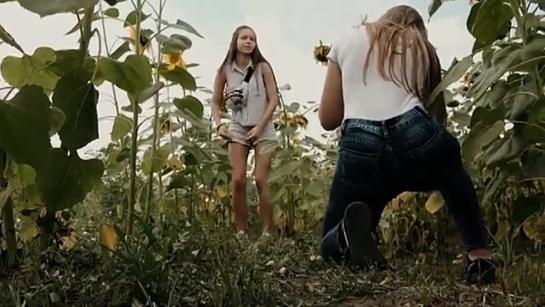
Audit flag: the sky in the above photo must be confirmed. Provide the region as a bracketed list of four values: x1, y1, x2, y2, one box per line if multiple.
[0, 0, 475, 151]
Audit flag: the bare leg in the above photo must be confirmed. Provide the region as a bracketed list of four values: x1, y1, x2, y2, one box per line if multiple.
[228, 143, 250, 232]
[254, 144, 273, 233]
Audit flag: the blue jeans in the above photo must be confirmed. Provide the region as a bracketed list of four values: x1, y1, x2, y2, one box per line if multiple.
[321, 107, 488, 262]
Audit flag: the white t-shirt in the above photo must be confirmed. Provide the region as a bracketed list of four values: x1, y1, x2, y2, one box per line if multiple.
[327, 26, 424, 121]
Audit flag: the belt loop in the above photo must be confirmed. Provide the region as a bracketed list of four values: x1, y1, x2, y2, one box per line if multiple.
[381, 121, 389, 138]
[416, 106, 431, 119]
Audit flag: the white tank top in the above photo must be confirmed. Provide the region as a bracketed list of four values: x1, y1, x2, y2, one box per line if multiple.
[327, 26, 424, 121]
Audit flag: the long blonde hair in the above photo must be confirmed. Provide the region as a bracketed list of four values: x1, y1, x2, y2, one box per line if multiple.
[363, 5, 441, 103]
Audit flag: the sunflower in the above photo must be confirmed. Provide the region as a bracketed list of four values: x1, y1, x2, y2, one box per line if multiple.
[214, 185, 228, 199]
[293, 114, 308, 128]
[314, 40, 331, 65]
[162, 50, 186, 71]
[279, 112, 294, 126]
[167, 157, 184, 171]
[128, 26, 151, 55]
[160, 118, 172, 134]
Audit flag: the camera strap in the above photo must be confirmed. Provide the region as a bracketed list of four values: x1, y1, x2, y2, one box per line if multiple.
[243, 66, 254, 83]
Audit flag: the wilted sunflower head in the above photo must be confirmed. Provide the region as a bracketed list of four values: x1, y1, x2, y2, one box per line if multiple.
[128, 26, 152, 54]
[313, 40, 331, 65]
[279, 111, 294, 126]
[160, 118, 172, 134]
[293, 115, 308, 128]
[167, 157, 185, 171]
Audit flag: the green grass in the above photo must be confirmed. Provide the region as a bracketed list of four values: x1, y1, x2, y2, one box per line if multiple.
[1, 225, 544, 307]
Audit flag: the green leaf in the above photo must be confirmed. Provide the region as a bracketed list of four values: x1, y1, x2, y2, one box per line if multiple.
[287, 102, 300, 113]
[485, 131, 527, 165]
[37, 151, 104, 211]
[167, 172, 188, 191]
[156, 18, 204, 38]
[521, 37, 545, 60]
[269, 160, 302, 182]
[142, 146, 171, 174]
[1, 47, 59, 91]
[513, 195, 544, 225]
[452, 111, 471, 127]
[430, 56, 474, 103]
[110, 42, 130, 60]
[19, 216, 39, 242]
[425, 191, 445, 214]
[521, 149, 545, 179]
[103, 7, 119, 18]
[158, 66, 196, 90]
[462, 120, 505, 163]
[428, 0, 448, 18]
[121, 103, 142, 114]
[483, 171, 506, 205]
[173, 96, 204, 119]
[138, 81, 164, 104]
[16, 164, 37, 185]
[468, 49, 522, 101]
[305, 181, 323, 198]
[48, 106, 66, 136]
[161, 34, 192, 52]
[49, 49, 94, 76]
[0, 86, 52, 172]
[111, 115, 132, 141]
[484, 80, 510, 108]
[124, 10, 150, 27]
[104, 0, 126, 6]
[470, 106, 506, 128]
[52, 68, 99, 150]
[65, 12, 100, 35]
[98, 55, 152, 96]
[467, 0, 513, 46]
[0, 23, 24, 53]
[18, 0, 99, 17]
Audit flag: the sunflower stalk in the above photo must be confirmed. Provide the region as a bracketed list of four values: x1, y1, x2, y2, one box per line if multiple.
[78, 4, 96, 59]
[99, 0, 121, 115]
[144, 0, 167, 222]
[126, 0, 145, 235]
[0, 151, 17, 266]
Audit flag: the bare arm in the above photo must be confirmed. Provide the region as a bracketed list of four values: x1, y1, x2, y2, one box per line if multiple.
[256, 62, 278, 129]
[319, 59, 344, 130]
[211, 68, 226, 127]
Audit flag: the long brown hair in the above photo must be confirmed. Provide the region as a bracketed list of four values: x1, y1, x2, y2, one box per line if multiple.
[218, 25, 270, 77]
[216, 25, 279, 109]
[363, 5, 441, 103]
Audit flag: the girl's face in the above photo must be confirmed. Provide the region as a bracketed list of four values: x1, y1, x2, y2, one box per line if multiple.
[236, 28, 256, 55]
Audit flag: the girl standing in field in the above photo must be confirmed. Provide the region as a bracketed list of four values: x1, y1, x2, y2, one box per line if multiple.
[211, 25, 279, 238]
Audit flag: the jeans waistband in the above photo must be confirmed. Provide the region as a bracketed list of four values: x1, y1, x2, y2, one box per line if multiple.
[341, 107, 430, 133]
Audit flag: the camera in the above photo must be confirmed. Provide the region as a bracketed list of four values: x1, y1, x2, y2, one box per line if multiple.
[226, 81, 249, 111]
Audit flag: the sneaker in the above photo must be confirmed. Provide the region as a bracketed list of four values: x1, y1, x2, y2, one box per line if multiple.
[465, 257, 496, 285]
[341, 202, 387, 269]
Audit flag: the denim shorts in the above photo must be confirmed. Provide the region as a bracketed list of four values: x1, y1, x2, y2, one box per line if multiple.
[228, 122, 276, 148]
